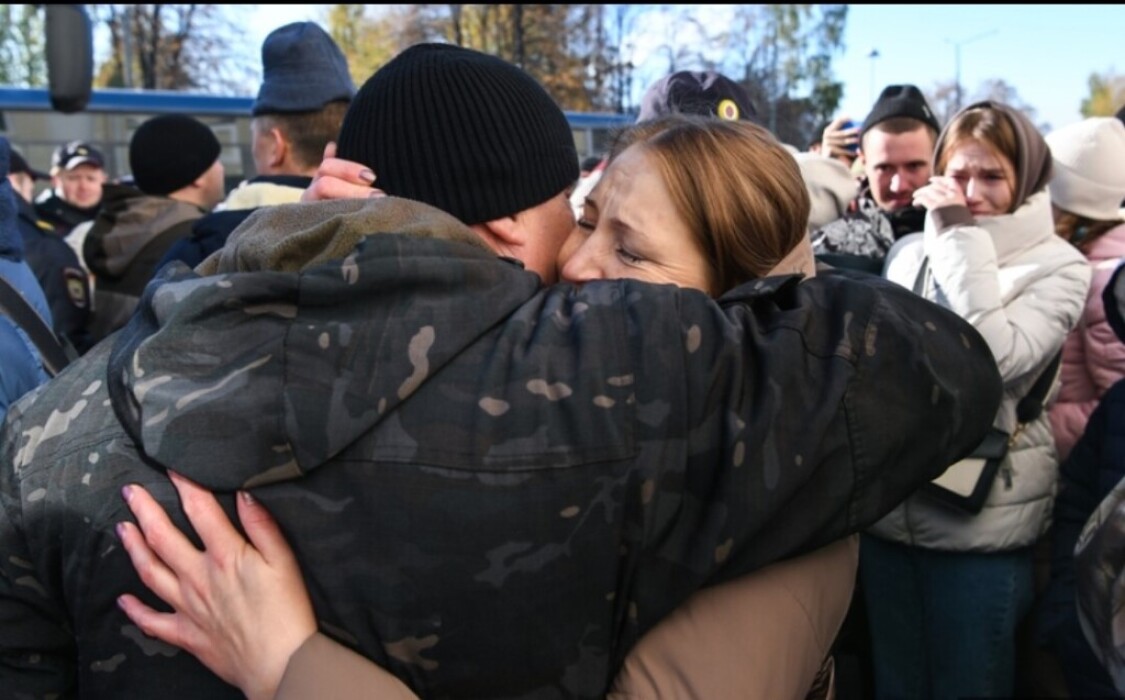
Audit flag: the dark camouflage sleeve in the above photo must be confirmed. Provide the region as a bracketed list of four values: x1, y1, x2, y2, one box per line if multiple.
[614, 270, 1001, 657]
[0, 409, 78, 698]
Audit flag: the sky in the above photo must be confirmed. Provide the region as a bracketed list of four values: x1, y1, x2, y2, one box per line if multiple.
[249, 4, 1123, 133]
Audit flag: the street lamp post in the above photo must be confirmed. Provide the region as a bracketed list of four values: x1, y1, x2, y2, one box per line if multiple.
[947, 30, 998, 112]
[867, 48, 880, 105]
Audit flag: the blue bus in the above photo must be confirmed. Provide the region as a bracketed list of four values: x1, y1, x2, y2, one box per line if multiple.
[0, 86, 631, 190]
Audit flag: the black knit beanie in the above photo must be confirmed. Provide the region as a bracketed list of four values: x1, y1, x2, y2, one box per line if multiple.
[337, 43, 579, 225]
[129, 114, 222, 196]
[862, 84, 941, 138]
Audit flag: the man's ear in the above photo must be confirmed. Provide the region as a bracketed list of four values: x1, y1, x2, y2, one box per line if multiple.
[266, 127, 288, 169]
[474, 214, 526, 250]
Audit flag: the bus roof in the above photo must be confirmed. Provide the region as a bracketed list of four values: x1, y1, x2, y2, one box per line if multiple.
[0, 87, 634, 127]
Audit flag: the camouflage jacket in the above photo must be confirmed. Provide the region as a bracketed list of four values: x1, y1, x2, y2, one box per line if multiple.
[810, 189, 927, 274]
[0, 198, 1002, 699]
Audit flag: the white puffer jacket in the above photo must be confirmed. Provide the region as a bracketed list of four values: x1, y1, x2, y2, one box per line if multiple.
[872, 191, 1091, 551]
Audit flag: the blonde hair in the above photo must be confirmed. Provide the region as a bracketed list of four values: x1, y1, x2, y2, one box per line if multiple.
[608, 115, 810, 295]
[1054, 209, 1122, 253]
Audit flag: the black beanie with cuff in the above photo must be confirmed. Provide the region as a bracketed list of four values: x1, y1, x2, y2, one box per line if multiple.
[337, 43, 579, 226]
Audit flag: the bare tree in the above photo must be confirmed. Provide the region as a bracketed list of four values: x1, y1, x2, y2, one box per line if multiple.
[924, 80, 961, 127]
[716, 4, 848, 146]
[0, 5, 48, 87]
[90, 4, 255, 94]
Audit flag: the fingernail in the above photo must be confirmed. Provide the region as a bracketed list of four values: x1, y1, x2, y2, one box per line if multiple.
[239, 491, 256, 505]
[368, 189, 384, 198]
[116, 595, 127, 611]
[121, 485, 133, 502]
[359, 169, 376, 184]
[115, 521, 127, 539]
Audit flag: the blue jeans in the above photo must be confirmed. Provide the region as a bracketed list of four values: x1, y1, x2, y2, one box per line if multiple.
[859, 534, 1035, 700]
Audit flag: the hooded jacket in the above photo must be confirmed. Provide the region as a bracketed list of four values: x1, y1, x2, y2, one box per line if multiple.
[876, 101, 1092, 551]
[82, 183, 206, 345]
[0, 196, 1003, 699]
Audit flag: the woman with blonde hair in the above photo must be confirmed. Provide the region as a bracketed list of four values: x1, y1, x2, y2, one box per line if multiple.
[869, 101, 1091, 698]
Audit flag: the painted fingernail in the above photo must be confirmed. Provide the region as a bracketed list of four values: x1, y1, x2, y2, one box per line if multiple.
[239, 491, 256, 506]
[115, 522, 127, 539]
[359, 169, 376, 184]
[121, 485, 133, 502]
[116, 595, 127, 611]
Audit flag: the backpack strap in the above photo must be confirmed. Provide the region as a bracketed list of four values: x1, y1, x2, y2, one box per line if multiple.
[0, 274, 76, 377]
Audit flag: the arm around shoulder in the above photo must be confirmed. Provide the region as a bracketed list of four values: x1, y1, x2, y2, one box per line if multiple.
[827, 271, 1003, 526]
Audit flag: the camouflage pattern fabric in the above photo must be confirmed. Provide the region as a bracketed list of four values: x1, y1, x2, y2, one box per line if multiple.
[810, 191, 928, 273]
[1076, 472, 1125, 694]
[0, 197, 1003, 699]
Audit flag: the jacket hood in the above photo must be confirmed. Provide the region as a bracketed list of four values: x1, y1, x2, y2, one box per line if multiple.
[107, 197, 539, 490]
[84, 184, 204, 278]
[934, 100, 1052, 210]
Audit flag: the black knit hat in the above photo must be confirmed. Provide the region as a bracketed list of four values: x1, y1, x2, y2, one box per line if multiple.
[336, 43, 578, 225]
[862, 84, 940, 138]
[129, 114, 222, 196]
[252, 22, 354, 116]
[637, 70, 759, 124]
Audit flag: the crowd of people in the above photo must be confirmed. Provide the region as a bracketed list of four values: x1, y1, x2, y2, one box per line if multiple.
[1, 19, 1124, 700]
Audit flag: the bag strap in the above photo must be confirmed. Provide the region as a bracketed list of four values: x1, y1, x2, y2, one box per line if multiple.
[912, 257, 930, 295]
[1016, 350, 1062, 424]
[0, 274, 76, 377]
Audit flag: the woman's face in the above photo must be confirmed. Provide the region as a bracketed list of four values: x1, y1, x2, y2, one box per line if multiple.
[558, 144, 713, 293]
[943, 139, 1015, 217]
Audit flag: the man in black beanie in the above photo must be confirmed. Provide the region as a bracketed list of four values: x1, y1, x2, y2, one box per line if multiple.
[811, 83, 941, 273]
[81, 113, 224, 345]
[0, 43, 1005, 700]
[159, 21, 354, 271]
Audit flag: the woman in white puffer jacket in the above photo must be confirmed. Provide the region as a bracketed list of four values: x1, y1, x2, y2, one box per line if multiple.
[863, 100, 1091, 699]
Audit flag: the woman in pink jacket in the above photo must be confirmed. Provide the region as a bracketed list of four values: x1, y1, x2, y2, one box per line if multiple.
[1046, 117, 1125, 461]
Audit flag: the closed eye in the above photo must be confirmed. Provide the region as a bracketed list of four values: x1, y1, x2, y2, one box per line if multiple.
[616, 247, 644, 264]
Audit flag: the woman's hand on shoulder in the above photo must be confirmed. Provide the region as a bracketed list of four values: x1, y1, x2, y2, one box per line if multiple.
[116, 472, 317, 700]
[302, 141, 387, 202]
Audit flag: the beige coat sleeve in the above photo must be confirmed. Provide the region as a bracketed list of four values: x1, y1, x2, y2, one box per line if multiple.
[276, 536, 859, 700]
